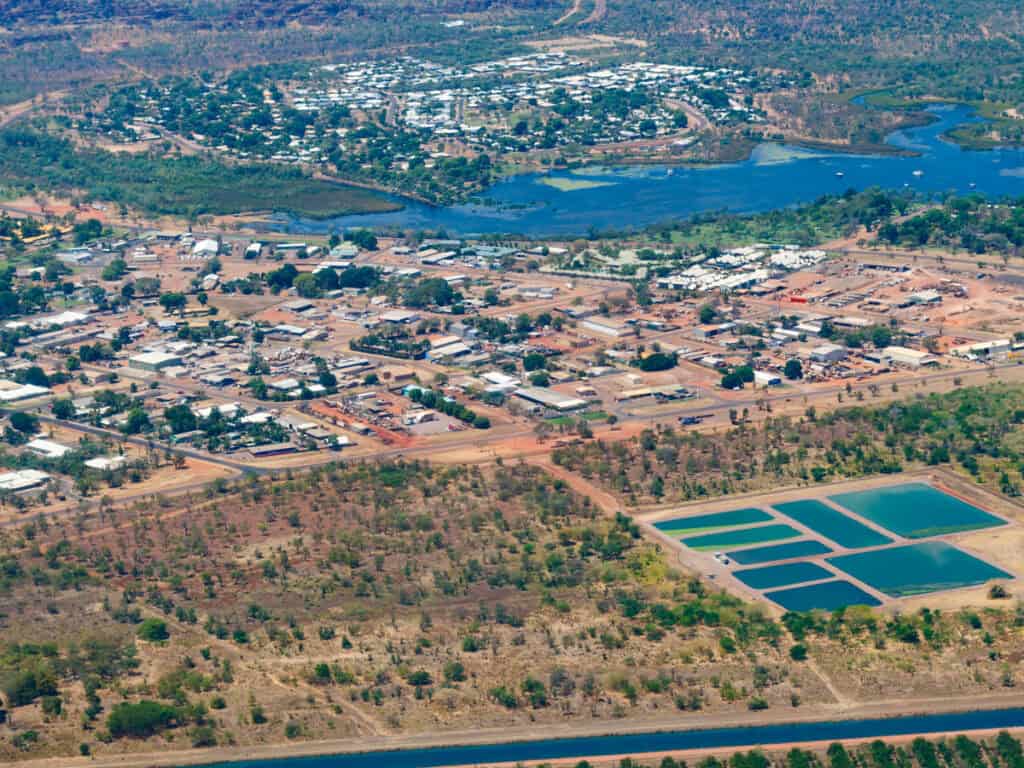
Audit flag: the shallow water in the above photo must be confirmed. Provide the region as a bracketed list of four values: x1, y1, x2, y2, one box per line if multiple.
[272, 104, 1024, 237]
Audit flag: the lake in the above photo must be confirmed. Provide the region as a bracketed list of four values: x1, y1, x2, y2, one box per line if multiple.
[271, 104, 1024, 237]
[197, 708, 1024, 768]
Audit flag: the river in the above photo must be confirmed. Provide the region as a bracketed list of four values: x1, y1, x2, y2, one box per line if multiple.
[269, 104, 1024, 239]
[199, 707, 1024, 768]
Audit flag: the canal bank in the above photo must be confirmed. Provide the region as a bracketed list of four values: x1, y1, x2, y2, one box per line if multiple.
[197, 707, 1024, 768]
[15, 694, 1024, 768]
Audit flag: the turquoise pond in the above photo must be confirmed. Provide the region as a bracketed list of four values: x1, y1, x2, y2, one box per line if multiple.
[765, 580, 882, 611]
[682, 524, 801, 551]
[772, 499, 892, 549]
[653, 508, 772, 536]
[734, 562, 834, 590]
[727, 539, 833, 565]
[827, 541, 1012, 597]
[829, 483, 1006, 538]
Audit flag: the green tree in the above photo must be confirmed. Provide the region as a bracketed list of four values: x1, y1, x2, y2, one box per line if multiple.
[137, 618, 169, 642]
[102, 259, 128, 281]
[293, 273, 320, 298]
[159, 293, 187, 314]
[9, 412, 39, 434]
[107, 700, 177, 738]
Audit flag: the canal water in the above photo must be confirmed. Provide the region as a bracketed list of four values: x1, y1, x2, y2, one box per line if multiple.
[198, 708, 1024, 768]
[271, 104, 1024, 237]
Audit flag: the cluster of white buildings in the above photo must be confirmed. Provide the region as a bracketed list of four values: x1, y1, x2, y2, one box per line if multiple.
[296, 55, 768, 149]
[657, 246, 827, 293]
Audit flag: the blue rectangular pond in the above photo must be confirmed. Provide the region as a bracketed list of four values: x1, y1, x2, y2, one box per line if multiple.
[734, 561, 835, 590]
[829, 482, 1006, 538]
[682, 523, 801, 551]
[773, 499, 891, 549]
[727, 539, 833, 565]
[653, 508, 772, 537]
[828, 541, 1012, 598]
[765, 579, 882, 611]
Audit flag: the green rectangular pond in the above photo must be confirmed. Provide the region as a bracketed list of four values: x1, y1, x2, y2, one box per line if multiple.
[765, 580, 882, 611]
[828, 541, 1011, 597]
[773, 499, 892, 549]
[653, 508, 772, 537]
[727, 539, 833, 565]
[829, 483, 1006, 538]
[682, 523, 801, 551]
[734, 562, 835, 590]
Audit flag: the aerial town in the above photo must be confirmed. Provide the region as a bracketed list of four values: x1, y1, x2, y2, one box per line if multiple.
[65, 52, 776, 204]
[0, 215, 1019, 582]
[3, 1, 1024, 766]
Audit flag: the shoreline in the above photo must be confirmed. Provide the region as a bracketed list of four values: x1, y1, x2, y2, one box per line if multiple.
[13, 693, 1024, 768]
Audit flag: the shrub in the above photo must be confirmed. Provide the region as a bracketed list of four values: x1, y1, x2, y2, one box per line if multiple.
[191, 725, 217, 747]
[137, 618, 169, 642]
[490, 685, 518, 708]
[107, 700, 178, 738]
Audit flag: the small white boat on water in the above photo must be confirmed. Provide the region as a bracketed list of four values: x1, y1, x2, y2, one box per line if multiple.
[912, 169, 924, 177]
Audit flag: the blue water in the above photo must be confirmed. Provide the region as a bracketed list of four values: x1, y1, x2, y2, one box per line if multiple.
[735, 561, 835, 590]
[828, 541, 1012, 597]
[772, 500, 892, 549]
[654, 508, 773, 535]
[765, 579, 882, 611]
[728, 539, 833, 565]
[198, 708, 1024, 768]
[829, 483, 1006, 539]
[682, 523, 801, 550]
[273, 104, 1024, 237]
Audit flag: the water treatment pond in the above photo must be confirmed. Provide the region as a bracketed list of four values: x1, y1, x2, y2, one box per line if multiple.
[734, 562, 835, 590]
[772, 499, 892, 549]
[764, 580, 883, 611]
[653, 508, 772, 537]
[827, 541, 1012, 597]
[829, 483, 1006, 539]
[727, 539, 833, 565]
[682, 523, 801, 551]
